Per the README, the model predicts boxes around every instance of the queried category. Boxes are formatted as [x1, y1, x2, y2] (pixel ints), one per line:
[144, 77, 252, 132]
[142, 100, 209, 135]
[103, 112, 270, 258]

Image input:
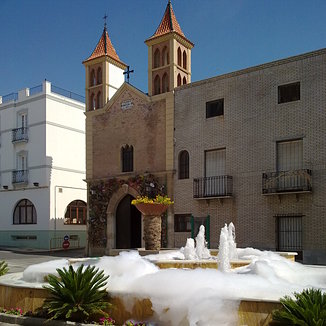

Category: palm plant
[0, 261, 9, 276]
[272, 288, 326, 325]
[43, 264, 111, 322]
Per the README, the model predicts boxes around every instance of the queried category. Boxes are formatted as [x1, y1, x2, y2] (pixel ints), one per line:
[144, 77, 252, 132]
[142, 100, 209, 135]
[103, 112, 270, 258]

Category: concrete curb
[0, 313, 93, 326]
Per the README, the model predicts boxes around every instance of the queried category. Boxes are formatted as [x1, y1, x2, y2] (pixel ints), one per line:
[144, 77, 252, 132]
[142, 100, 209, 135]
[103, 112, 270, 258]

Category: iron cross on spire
[103, 13, 108, 29]
[123, 66, 134, 84]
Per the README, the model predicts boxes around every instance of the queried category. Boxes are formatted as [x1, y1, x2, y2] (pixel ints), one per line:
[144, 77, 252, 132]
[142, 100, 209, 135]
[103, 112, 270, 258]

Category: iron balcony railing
[12, 170, 28, 184]
[262, 169, 312, 194]
[12, 127, 28, 142]
[193, 175, 233, 198]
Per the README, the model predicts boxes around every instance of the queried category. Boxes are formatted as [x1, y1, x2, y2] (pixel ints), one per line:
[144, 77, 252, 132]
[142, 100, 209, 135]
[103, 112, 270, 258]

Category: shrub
[0, 261, 9, 276]
[0, 307, 23, 315]
[272, 288, 326, 325]
[43, 264, 111, 322]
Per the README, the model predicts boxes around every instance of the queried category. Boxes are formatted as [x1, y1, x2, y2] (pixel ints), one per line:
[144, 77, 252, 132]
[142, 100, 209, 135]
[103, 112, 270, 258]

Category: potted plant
[132, 195, 173, 251]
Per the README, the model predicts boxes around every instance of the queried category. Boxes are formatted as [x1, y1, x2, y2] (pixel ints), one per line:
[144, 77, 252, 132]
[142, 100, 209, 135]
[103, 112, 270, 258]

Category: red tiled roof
[147, 1, 191, 43]
[84, 28, 124, 64]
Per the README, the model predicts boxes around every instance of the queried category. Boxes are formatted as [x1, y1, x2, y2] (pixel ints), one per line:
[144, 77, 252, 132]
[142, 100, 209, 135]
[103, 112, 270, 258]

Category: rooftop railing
[2, 92, 18, 103]
[29, 84, 43, 96]
[51, 84, 85, 103]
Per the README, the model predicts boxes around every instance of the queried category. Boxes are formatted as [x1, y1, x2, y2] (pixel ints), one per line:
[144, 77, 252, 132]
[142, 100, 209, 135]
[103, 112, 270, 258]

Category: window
[90, 93, 96, 110]
[162, 73, 169, 93]
[183, 77, 187, 85]
[162, 46, 169, 65]
[277, 139, 303, 172]
[13, 199, 37, 224]
[18, 112, 27, 129]
[276, 139, 303, 191]
[90, 69, 96, 86]
[206, 99, 224, 118]
[278, 82, 300, 104]
[97, 67, 102, 84]
[183, 50, 187, 69]
[205, 149, 225, 177]
[96, 92, 101, 109]
[13, 152, 28, 184]
[174, 214, 191, 232]
[205, 149, 226, 196]
[154, 49, 160, 68]
[64, 200, 87, 225]
[177, 47, 182, 66]
[177, 74, 181, 87]
[178, 150, 189, 179]
[276, 214, 302, 256]
[12, 112, 28, 142]
[122, 145, 133, 172]
[154, 75, 160, 95]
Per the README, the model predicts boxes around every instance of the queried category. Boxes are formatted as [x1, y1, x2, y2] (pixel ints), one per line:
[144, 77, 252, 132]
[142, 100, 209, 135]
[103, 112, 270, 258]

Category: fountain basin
[153, 259, 251, 269]
[0, 274, 281, 325]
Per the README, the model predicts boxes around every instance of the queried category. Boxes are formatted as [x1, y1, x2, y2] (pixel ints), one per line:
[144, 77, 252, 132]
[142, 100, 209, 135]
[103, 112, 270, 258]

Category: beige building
[85, 1, 326, 264]
[174, 49, 326, 264]
[85, 1, 192, 255]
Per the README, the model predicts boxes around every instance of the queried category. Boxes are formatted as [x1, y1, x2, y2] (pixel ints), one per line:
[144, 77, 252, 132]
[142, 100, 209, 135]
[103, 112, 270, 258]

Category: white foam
[17, 223, 326, 325]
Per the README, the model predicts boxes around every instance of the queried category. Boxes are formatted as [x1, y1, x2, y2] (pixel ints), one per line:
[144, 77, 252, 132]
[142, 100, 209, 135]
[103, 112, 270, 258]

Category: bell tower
[83, 22, 127, 111]
[145, 0, 194, 96]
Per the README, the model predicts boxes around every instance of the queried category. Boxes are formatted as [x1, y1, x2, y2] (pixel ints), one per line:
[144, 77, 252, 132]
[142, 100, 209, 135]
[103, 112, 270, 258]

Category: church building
[85, 1, 326, 264]
[84, 1, 192, 255]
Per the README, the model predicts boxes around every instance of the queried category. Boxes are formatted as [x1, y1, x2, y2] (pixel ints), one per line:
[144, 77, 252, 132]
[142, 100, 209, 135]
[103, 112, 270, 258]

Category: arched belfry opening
[145, 0, 194, 96]
[116, 195, 141, 249]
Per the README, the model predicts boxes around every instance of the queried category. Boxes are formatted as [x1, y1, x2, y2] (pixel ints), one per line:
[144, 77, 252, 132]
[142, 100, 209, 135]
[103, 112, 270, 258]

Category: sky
[1, 0, 326, 98]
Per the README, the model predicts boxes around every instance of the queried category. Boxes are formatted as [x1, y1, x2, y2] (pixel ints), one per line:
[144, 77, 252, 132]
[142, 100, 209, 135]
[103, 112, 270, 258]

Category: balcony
[262, 169, 312, 195]
[12, 127, 28, 143]
[12, 170, 28, 184]
[193, 176, 233, 199]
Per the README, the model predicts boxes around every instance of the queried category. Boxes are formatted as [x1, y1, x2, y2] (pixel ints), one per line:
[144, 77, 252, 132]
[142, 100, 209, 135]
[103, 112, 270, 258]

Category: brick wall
[174, 49, 326, 263]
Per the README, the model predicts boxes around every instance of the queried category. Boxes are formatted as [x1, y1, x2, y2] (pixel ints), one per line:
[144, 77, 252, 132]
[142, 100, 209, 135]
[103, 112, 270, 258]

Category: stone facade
[174, 49, 326, 264]
[86, 83, 175, 255]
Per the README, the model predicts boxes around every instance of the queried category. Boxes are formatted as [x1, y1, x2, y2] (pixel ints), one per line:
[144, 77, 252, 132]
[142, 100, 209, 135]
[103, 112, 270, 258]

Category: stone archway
[106, 184, 141, 252]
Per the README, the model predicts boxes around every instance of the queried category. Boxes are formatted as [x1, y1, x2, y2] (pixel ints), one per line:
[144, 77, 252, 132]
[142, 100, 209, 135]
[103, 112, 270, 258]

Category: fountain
[1, 223, 326, 325]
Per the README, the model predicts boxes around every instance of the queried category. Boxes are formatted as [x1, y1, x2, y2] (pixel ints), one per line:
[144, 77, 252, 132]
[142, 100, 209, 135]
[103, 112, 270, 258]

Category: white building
[0, 80, 87, 250]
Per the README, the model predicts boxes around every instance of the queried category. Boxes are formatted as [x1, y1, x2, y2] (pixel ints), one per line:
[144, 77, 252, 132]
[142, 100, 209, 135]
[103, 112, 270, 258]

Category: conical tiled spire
[153, 1, 184, 37]
[84, 27, 124, 64]
[146, 1, 192, 44]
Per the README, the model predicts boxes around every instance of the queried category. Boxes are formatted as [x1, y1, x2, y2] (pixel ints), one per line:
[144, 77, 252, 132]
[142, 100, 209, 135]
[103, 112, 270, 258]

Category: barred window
[178, 150, 189, 179]
[175, 214, 191, 232]
[64, 200, 87, 225]
[13, 199, 37, 224]
[122, 145, 133, 172]
[276, 214, 303, 254]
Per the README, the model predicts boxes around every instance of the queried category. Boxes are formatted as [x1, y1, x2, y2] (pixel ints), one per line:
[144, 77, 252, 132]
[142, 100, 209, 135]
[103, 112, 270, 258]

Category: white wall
[0, 81, 86, 237]
[109, 63, 125, 91]
[0, 187, 50, 229]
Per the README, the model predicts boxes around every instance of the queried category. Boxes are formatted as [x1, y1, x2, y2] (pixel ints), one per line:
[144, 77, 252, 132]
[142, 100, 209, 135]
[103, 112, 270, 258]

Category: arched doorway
[116, 195, 141, 249]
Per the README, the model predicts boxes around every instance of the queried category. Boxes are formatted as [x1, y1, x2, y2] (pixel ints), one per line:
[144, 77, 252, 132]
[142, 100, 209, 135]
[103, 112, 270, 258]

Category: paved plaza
[0, 249, 85, 274]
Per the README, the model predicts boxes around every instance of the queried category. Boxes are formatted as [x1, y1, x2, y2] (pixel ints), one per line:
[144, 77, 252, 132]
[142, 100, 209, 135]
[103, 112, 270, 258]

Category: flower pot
[135, 203, 169, 216]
